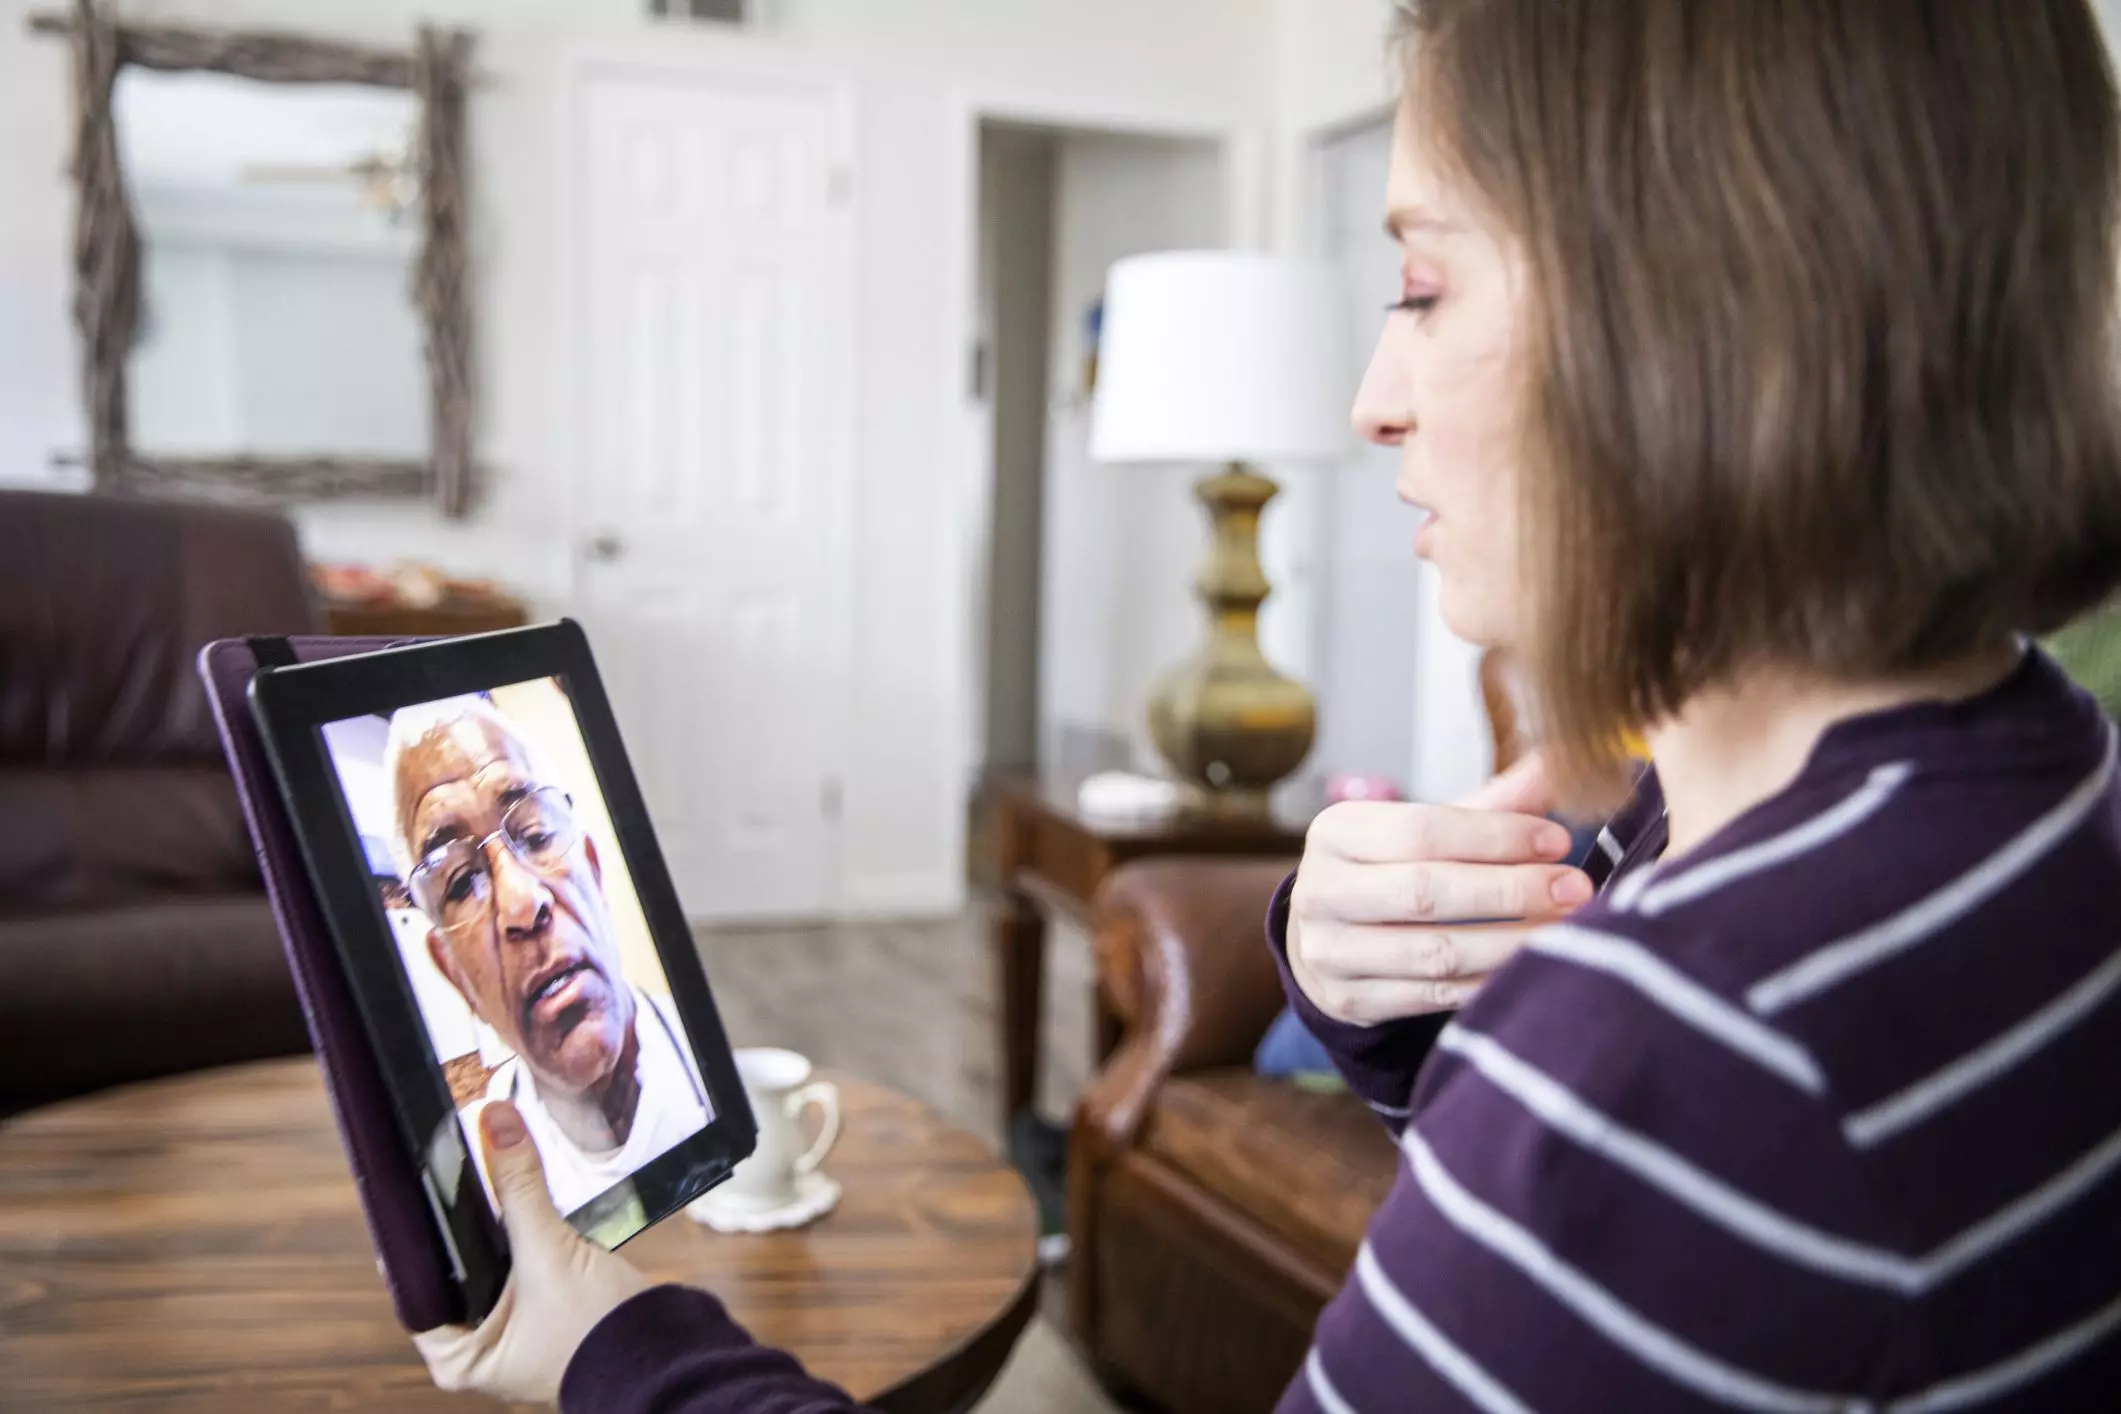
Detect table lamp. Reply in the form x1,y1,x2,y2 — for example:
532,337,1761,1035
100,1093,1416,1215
1091,250,1348,812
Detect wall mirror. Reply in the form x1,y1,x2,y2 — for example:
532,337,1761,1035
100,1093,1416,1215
32,3,477,514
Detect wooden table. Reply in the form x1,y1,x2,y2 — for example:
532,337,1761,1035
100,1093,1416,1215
0,1060,1038,1413
320,597,530,638
990,772,1312,1131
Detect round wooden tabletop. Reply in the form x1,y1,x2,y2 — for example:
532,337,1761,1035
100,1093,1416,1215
0,1060,1039,1413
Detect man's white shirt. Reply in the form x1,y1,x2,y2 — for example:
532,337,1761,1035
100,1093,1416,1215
471,986,711,1216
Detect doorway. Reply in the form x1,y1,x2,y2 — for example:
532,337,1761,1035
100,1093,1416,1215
974,122,1058,786
969,118,1229,828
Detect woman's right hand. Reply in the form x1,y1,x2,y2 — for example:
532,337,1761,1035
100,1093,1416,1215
1287,751,1596,1026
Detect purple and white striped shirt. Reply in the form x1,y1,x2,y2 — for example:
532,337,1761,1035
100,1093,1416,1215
1275,648,2121,1413
556,649,2120,1414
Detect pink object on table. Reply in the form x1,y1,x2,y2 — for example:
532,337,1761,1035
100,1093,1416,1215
1327,773,1405,803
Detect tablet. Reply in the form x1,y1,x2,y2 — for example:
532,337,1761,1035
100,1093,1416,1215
247,620,754,1316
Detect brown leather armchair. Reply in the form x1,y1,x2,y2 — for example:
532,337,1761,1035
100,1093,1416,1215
0,491,316,1113
1069,857,1401,1414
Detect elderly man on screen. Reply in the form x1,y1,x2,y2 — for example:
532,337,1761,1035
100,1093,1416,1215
385,695,709,1216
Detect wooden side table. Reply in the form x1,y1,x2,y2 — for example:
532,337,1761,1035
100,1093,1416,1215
0,1060,1038,1413
320,597,530,638
990,773,1312,1133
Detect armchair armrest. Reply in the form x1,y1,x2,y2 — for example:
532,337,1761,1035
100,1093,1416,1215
1068,856,1299,1346
1078,856,1297,1151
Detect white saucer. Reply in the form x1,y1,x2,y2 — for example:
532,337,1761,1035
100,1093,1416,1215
685,1171,841,1233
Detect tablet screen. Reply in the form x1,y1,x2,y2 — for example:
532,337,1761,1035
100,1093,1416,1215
317,675,714,1223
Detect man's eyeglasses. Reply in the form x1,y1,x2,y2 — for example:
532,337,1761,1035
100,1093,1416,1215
407,786,580,935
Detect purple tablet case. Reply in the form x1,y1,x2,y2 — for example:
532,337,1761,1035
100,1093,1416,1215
198,635,459,1332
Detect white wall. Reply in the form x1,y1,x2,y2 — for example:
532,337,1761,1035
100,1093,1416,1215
1271,0,1398,146
0,0,1276,915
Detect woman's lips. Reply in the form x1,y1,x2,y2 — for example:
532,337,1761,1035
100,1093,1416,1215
1414,512,1440,558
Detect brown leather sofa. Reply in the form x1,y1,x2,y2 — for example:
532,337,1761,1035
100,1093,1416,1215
0,491,315,1114
1069,857,1402,1414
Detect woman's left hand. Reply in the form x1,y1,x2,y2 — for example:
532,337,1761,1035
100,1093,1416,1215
413,1101,653,1405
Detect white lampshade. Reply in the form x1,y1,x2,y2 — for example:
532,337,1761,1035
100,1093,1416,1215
1091,250,1349,465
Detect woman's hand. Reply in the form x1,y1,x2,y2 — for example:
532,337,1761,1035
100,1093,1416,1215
1288,752,1595,1026
413,1102,653,1406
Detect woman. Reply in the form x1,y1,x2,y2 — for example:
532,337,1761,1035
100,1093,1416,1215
418,1,2121,1409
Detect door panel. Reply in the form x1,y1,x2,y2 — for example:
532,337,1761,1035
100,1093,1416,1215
572,66,847,922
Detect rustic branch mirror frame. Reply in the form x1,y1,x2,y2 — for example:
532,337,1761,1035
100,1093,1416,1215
30,1,478,515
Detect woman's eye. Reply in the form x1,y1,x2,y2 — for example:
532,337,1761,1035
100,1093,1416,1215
1390,292,1441,317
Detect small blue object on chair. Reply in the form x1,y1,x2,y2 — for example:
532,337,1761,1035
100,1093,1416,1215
1255,1004,1339,1080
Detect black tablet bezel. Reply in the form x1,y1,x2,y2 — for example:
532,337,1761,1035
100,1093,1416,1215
247,620,756,1300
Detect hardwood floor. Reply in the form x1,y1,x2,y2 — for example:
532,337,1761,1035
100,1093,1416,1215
695,908,1117,1414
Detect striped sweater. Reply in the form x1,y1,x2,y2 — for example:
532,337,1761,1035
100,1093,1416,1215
1275,649,2121,1414
556,649,2119,1414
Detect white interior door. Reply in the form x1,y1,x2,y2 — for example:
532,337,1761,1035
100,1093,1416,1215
1318,117,1489,803
570,62,850,924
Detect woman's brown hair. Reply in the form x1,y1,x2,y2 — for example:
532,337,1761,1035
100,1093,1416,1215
1397,0,2121,793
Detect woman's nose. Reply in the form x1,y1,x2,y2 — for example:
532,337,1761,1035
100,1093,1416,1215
1351,330,1411,447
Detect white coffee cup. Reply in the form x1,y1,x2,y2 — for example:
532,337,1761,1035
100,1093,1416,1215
715,1047,841,1211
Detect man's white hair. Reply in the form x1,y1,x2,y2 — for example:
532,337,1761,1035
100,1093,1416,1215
381,694,562,875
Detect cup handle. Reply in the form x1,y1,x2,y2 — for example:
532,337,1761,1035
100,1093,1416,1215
787,1081,841,1176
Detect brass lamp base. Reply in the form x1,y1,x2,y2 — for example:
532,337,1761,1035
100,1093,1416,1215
1148,462,1316,813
